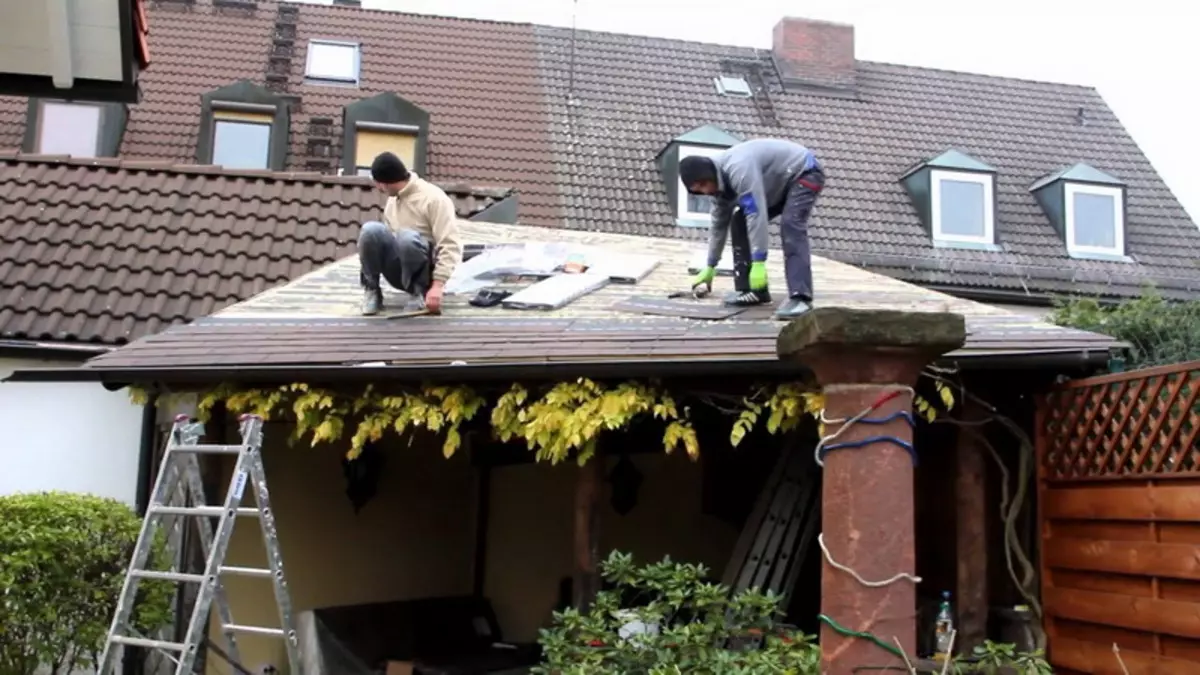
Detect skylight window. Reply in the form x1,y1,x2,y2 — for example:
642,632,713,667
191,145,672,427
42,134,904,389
929,169,994,245
306,40,361,84
36,102,102,157
1065,183,1124,257
714,75,753,98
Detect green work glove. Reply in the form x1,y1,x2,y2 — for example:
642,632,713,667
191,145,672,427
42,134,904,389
749,261,768,291
691,266,716,297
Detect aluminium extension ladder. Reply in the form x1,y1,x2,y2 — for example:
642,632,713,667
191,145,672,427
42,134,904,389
97,413,302,675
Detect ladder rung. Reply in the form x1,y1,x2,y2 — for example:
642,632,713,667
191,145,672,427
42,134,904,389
131,569,206,583
224,624,286,637
172,444,247,455
220,565,273,578
150,505,260,518
111,635,188,651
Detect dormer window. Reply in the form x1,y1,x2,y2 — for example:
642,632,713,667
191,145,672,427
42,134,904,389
22,99,129,158
901,149,999,249
1031,163,1128,260
677,145,724,220
340,92,431,176
654,124,742,228
930,170,994,245
196,81,291,171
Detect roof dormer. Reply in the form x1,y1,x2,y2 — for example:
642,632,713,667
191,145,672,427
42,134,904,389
655,124,741,228
901,149,998,250
1031,163,1129,261
340,91,431,177
196,80,291,171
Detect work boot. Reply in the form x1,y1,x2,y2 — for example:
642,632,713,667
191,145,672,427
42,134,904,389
723,289,771,307
361,287,383,316
774,297,812,320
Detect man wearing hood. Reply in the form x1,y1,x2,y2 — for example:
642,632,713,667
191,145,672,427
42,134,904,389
679,138,825,320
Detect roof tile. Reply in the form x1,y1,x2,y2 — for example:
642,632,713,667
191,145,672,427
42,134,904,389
0,155,516,345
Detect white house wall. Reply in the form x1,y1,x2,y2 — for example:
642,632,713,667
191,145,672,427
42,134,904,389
0,356,143,505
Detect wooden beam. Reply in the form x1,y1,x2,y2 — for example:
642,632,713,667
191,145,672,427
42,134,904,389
573,454,605,612
955,403,989,652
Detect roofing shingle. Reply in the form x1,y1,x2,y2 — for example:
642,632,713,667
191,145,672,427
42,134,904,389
0,155,514,345
76,219,1124,377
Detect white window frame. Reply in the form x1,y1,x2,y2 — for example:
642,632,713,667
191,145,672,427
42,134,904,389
1064,182,1125,257
305,39,361,84
677,145,725,222
929,169,995,245
36,101,103,157
714,75,753,98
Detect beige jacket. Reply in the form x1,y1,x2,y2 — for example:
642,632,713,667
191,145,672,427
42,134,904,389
382,173,462,283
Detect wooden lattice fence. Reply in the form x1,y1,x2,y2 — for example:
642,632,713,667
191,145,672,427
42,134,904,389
1037,360,1200,673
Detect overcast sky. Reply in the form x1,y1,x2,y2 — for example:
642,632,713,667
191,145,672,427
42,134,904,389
332,0,1199,224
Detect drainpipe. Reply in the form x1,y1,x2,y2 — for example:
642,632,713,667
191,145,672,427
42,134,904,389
125,392,158,675
134,393,159,517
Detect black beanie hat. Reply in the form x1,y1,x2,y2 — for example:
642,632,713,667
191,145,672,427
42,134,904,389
370,151,410,183
678,155,717,189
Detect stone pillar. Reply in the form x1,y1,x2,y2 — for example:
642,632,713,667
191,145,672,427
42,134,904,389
777,307,966,674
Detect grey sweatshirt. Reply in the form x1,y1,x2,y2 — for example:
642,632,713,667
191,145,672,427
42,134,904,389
704,138,819,267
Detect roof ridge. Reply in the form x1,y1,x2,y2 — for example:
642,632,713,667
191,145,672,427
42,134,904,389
0,152,514,195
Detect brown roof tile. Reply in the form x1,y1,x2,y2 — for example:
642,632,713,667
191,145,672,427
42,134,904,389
528,25,1200,299
0,0,562,224
77,220,1124,377
0,154,514,345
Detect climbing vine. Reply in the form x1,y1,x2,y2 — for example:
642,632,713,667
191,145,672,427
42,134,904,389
125,377,955,464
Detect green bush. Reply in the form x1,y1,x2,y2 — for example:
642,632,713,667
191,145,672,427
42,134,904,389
0,491,173,675
1049,289,1200,368
534,551,822,674
534,551,1053,674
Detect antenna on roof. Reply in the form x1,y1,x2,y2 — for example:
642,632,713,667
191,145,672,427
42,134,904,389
567,0,579,108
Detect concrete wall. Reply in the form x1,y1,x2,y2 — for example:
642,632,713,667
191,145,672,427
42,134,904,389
205,427,738,675
0,356,143,505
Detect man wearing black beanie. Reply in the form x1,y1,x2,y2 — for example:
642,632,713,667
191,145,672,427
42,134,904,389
680,138,825,320
357,151,462,315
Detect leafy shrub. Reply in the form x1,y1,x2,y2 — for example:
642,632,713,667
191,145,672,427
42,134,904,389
534,551,1054,674
534,551,821,674
0,491,173,675
1049,289,1200,368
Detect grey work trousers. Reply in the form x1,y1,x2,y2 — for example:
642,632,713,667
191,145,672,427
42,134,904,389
768,167,825,301
357,220,433,296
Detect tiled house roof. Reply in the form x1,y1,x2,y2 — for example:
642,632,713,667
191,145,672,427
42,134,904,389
0,155,513,346
1,0,1197,349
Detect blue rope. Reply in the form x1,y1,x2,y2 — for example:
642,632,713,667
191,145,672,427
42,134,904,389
818,435,918,466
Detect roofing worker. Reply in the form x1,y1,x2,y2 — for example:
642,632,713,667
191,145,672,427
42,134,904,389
358,151,463,316
680,138,825,320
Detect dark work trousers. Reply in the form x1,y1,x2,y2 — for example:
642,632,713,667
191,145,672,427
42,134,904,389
357,220,434,296
773,168,825,301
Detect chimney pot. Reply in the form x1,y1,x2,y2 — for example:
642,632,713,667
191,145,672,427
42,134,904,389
772,17,857,91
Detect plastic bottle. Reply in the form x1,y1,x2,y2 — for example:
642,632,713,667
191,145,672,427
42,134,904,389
933,590,955,658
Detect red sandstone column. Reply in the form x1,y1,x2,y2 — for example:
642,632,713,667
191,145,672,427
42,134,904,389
776,307,966,674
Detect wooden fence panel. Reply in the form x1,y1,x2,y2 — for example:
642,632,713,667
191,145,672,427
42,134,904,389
1038,360,1200,673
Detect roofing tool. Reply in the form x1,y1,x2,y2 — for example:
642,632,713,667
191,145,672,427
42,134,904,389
97,415,302,675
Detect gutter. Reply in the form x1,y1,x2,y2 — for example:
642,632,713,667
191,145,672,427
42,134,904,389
4,348,1118,385
0,339,113,358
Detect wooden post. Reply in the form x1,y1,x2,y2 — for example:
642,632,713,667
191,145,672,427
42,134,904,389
955,401,989,652
573,452,605,611
777,307,966,674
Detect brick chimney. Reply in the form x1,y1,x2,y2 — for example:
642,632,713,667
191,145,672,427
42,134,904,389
771,17,857,91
